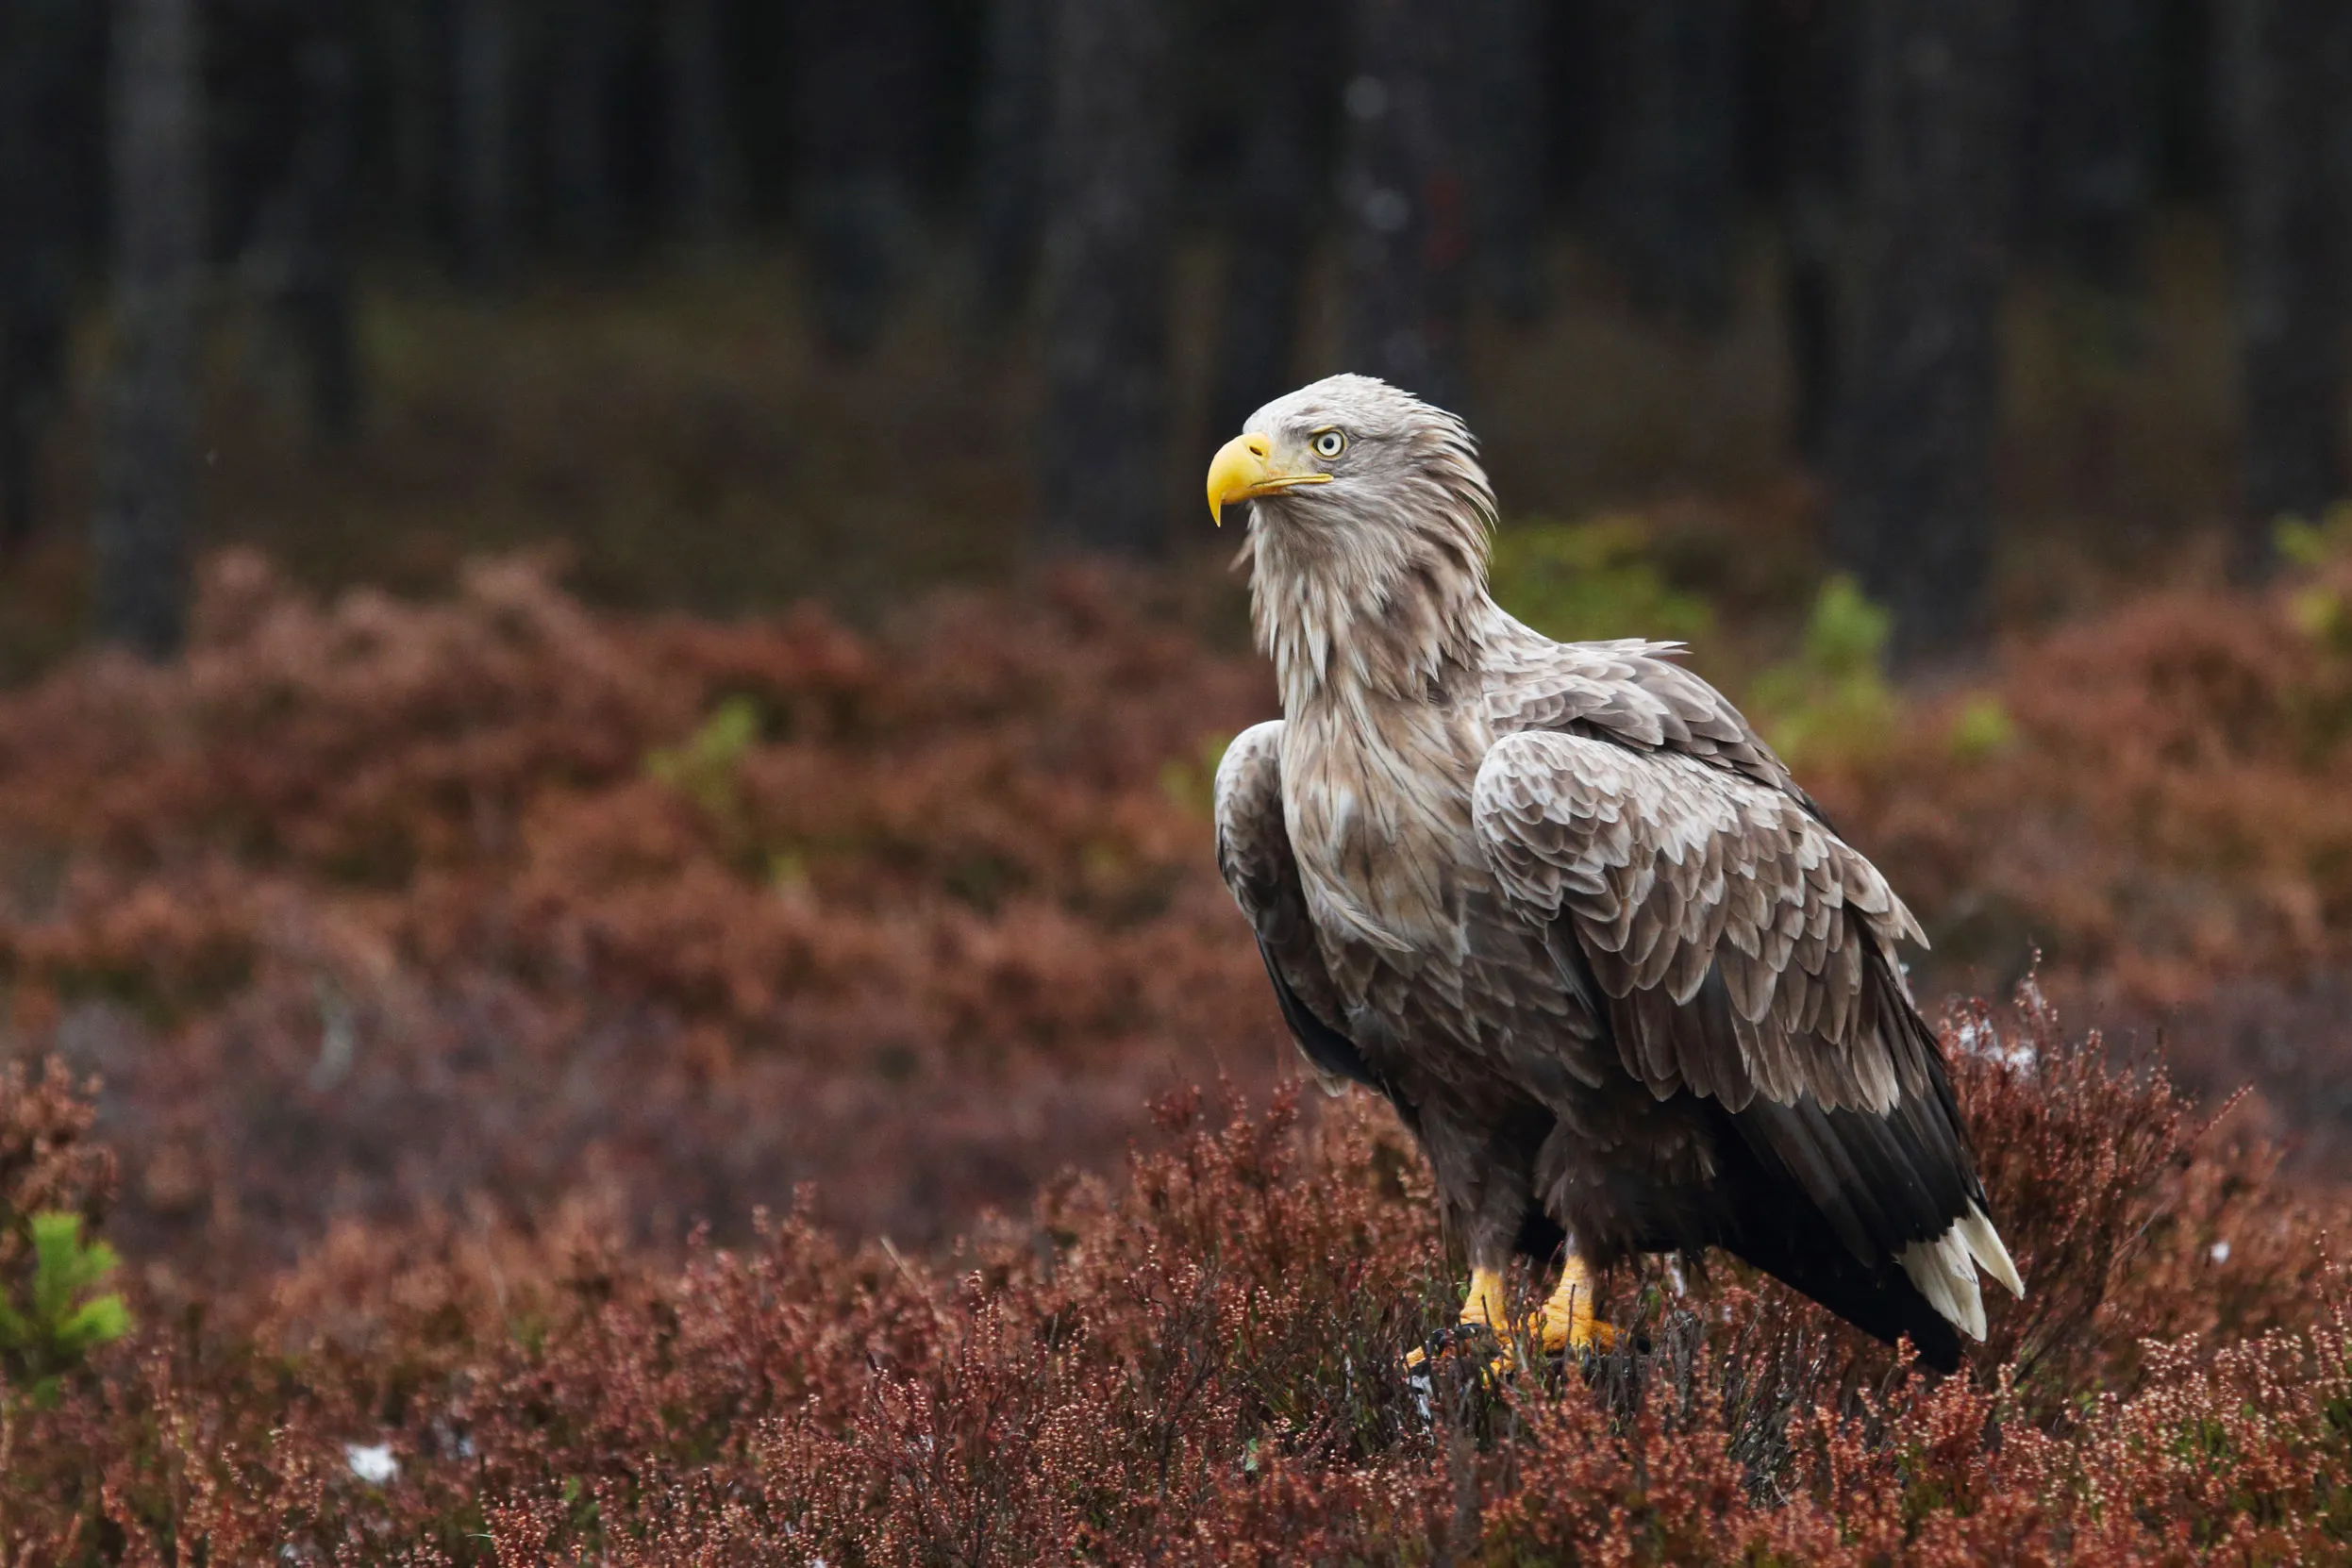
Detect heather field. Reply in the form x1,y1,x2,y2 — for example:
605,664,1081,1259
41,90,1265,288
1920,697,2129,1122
6,544,2352,1560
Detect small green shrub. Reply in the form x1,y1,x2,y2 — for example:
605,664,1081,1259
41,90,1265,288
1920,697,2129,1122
2274,504,2352,572
1159,732,1232,820
645,694,771,870
1748,575,1900,766
1947,692,2016,761
2278,505,2352,651
0,1211,129,1404
643,693,764,824
1489,515,1714,645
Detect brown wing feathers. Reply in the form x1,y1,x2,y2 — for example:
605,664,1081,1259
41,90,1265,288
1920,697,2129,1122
1485,641,1802,799
1214,722,1378,1093
1474,731,1930,1117
1728,968,1984,1266
1474,727,1991,1268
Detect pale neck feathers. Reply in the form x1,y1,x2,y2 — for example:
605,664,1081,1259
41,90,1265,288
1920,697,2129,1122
1245,449,1498,713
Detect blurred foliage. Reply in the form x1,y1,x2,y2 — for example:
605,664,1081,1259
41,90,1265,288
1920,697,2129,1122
1488,516,1714,645
645,695,764,814
0,557,1278,1274
2278,504,2352,651
1747,575,1900,766
644,692,765,852
1947,693,2017,761
2273,504,2352,571
0,1213,128,1407
1159,732,1232,820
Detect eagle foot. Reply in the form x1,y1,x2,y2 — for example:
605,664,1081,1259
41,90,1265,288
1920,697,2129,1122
1537,1258,1618,1359
1402,1320,1509,1376
1403,1263,1623,1377
1404,1266,1518,1376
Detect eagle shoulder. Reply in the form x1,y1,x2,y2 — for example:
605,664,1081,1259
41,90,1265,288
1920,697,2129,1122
1479,630,1808,804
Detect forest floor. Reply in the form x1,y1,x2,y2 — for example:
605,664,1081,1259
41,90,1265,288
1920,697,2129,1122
8,231,2352,1556
0,541,2349,1558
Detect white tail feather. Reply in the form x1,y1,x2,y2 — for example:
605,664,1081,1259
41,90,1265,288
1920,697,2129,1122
1901,1229,1986,1341
1958,1206,2026,1299
1899,1204,2025,1343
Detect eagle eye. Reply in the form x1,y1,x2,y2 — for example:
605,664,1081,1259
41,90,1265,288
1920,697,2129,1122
1310,429,1346,459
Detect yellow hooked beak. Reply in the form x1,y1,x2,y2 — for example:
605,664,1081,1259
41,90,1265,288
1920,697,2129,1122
1206,432,1332,525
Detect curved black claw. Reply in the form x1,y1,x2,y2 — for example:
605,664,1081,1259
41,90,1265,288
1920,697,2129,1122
1543,1326,1653,1376
1405,1320,1502,1370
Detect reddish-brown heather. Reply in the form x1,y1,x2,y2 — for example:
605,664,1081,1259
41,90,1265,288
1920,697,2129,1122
0,553,1285,1285
0,1057,115,1270
3,990,2352,1562
1814,554,2352,1011
0,552,2350,1558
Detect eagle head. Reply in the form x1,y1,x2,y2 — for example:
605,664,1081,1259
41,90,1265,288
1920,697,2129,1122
1207,374,1493,537
1207,375,1501,702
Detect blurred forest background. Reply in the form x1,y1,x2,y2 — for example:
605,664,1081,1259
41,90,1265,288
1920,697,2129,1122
8,0,2350,659
13,1,2352,1554
3,0,2352,1359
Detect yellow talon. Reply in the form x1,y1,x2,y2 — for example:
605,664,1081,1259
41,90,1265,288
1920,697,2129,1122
1537,1256,1618,1356
1406,1260,1616,1374
1462,1264,1511,1333
1405,1265,1517,1372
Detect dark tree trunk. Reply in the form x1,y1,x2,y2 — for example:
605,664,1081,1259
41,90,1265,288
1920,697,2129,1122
450,0,515,283
794,0,933,357
2022,0,2156,296
1208,0,1337,438
2224,0,2352,579
1828,0,2019,667
1467,0,1550,323
273,3,360,441
0,0,80,551
547,0,624,255
1036,0,1174,559
96,0,203,659
1765,0,1860,466
375,0,439,246
972,0,1051,325
1340,0,1470,414
663,0,739,247
1595,0,1743,329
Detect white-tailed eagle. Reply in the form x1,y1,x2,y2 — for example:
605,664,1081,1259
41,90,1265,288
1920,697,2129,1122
1206,375,2021,1371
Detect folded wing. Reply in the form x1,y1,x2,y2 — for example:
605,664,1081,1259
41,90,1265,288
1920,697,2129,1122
1214,722,1377,1094
1473,730,2022,1336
